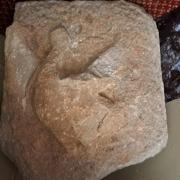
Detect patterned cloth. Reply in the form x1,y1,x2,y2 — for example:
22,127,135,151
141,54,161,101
0,0,180,34
130,0,180,18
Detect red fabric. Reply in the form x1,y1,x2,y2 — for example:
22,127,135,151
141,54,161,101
0,0,180,34
129,0,180,18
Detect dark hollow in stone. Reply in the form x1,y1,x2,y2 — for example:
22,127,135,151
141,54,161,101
157,7,180,102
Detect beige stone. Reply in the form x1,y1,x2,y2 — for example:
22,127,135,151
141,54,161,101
0,1,168,180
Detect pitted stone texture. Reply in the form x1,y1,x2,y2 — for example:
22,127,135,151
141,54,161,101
0,1,167,180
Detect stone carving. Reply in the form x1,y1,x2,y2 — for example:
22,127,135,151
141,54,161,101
0,1,167,180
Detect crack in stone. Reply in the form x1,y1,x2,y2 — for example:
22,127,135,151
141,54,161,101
97,112,108,131
98,92,115,104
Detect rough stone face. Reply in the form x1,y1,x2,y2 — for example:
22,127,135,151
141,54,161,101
0,1,168,180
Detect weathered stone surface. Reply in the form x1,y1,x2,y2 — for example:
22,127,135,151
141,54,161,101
0,1,168,180
0,35,5,113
